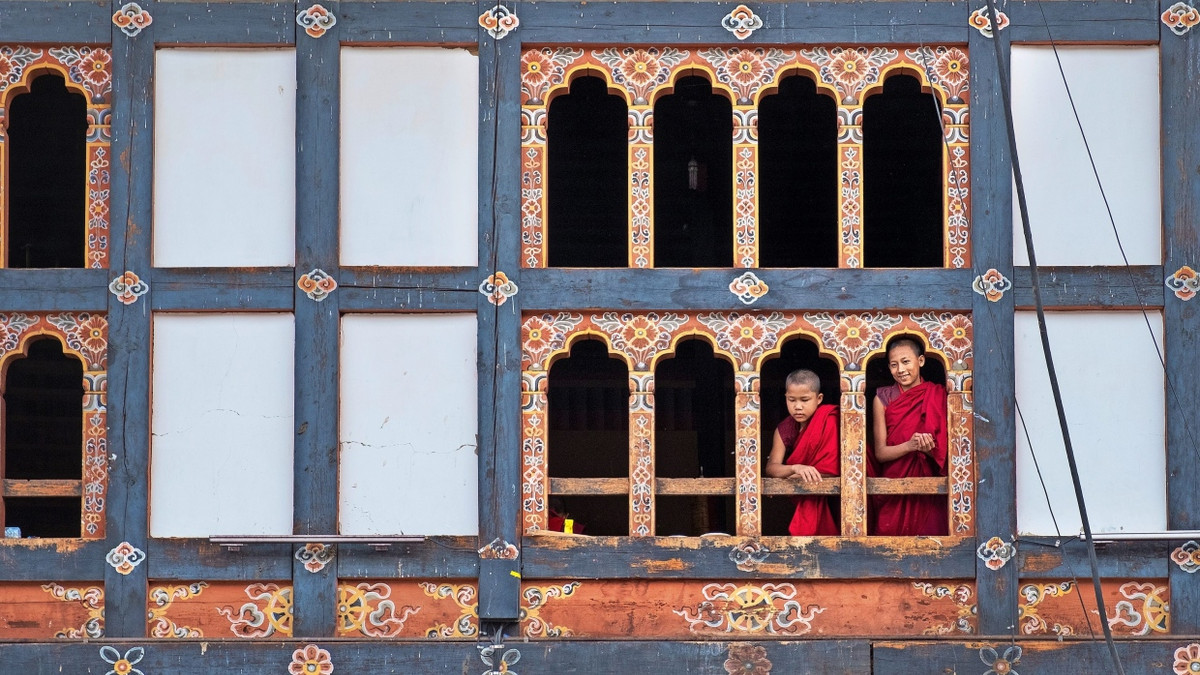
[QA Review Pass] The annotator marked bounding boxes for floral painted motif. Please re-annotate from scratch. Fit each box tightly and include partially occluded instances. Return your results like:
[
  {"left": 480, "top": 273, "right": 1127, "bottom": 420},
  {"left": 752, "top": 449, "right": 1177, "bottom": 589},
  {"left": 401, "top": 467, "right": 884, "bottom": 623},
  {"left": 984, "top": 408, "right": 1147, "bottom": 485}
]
[
  {"left": 109, "top": 271, "right": 149, "bottom": 305},
  {"left": 980, "top": 645, "right": 1021, "bottom": 675},
  {"left": 729, "top": 541, "right": 771, "bottom": 572},
  {"left": 419, "top": 582, "right": 479, "bottom": 638},
  {"left": 913, "top": 582, "right": 975, "bottom": 635},
  {"left": 1174, "top": 644, "right": 1200, "bottom": 675},
  {"left": 1167, "top": 266, "right": 1200, "bottom": 301},
  {"left": 520, "top": 48, "right": 584, "bottom": 104},
  {"left": 480, "top": 645, "right": 521, "bottom": 675},
  {"left": 977, "top": 536, "right": 1015, "bottom": 571},
  {"left": 973, "top": 269, "right": 1012, "bottom": 303},
  {"left": 1108, "top": 581, "right": 1170, "bottom": 636},
  {"left": 675, "top": 583, "right": 823, "bottom": 634},
  {"left": 725, "top": 643, "right": 772, "bottom": 674},
  {"left": 698, "top": 312, "right": 790, "bottom": 371},
  {"left": 105, "top": 542, "right": 145, "bottom": 575},
  {"left": 1162, "top": 2, "right": 1200, "bottom": 35},
  {"left": 296, "top": 543, "right": 335, "bottom": 573},
  {"left": 42, "top": 583, "right": 104, "bottom": 638},
  {"left": 112, "top": 3, "right": 153, "bottom": 37},
  {"left": 630, "top": 144, "right": 653, "bottom": 267},
  {"left": 728, "top": 271, "right": 770, "bottom": 306},
  {"left": 805, "top": 311, "right": 901, "bottom": 370},
  {"left": 147, "top": 583, "right": 207, "bottom": 638},
  {"left": 907, "top": 46, "right": 969, "bottom": 104},
  {"left": 217, "top": 583, "right": 293, "bottom": 638},
  {"left": 0, "top": 46, "right": 42, "bottom": 91},
  {"left": 910, "top": 312, "right": 972, "bottom": 370},
  {"left": 298, "top": 269, "right": 337, "bottom": 302},
  {"left": 480, "top": 271, "right": 519, "bottom": 306},
  {"left": 1173, "top": 540, "right": 1200, "bottom": 573},
  {"left": 290, "top": 644, "right": 333, "bottom": 675},
  {"left": 594, "top": 47, "right": 687, "bottom": 105},
  {"left": 801, "top": 47, "right": 897, "bottom": 104},
  {"left": 337, "top": 583, "right": 419, "bottom": 638},
  {"left": 969, "top": 6, "right": 1010, "bottom": 38},
  {"left": 296, "top": 4, "right": 337, "bottom": 38},
  {"left": 1018, "top": 581, "right": 1075, "bottom": 636},
  {"left": 521, "top": 582, "right": 580, "bottom": 638},
  {"left": 722, "top": 5, "right": 764, "bottom": 41},
  {"left": 592, "top": 311, "right": 687, "bottom": 371},
  {"left": 48, "top": 47, "right": 112, "bottom": 103},
  {"left": 698, "top": 48, "right": 791, "bottom": 105},
  {"left": 521, "top": 312, "right": 585, "bottom": 371},
  {"left": 99, "top": 646, "right": 144, "bottom": 675},
  {"left": 479, "top": 4, "right": 519, "bottom": 40}
]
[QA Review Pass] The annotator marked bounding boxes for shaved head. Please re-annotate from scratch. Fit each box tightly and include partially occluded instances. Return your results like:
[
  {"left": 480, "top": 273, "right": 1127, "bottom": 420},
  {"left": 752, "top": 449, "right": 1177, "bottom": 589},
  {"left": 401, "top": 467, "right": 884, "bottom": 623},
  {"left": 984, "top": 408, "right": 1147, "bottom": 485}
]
[
  {"left": 887, "top": 337, "right": 924, "bottom": 359},
  {"left": 785, "top": 369, "right": 821, "bottom": 393}
]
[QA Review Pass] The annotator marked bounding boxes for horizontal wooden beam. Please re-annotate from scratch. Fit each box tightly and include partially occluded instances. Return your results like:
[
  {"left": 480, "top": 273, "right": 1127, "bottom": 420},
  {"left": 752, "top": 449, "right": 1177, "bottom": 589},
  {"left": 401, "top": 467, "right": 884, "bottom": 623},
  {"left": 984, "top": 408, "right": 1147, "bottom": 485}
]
[
  {"left": 337, "top": 536, "right": 481, "bottom": 579},
  {"left": 152, "top": 2, "right": 296, "bottom": 45},
  {"left": 2, "top": 479, "right": 82, "bottom": 498},
  {"left": 0, "top": 269, "right": 110, "bottom": 311},
  {"left": 1007, "top": 0, "right": 1161, "bottom": 43},
  {"left": 874, "top": 639, "right": 1169, "bottom": 674},
  {"left": 339, "top": 1, "right": 480, "bottom": 43},
  {"left": 866, "top": 477, "right": 947, "bottom": 495},
  {"left": 550, "top": 477, "right": 628, "bottom": 495},
  {"left": 0, "top": 1, "right": 111, "bottom": 43},
  {"left": 150, "top": 268, "right": 295, "bottom": 311},
  {"left": 1015, "top": 536, "right": 1169, "bottom": 579},
  {"left": 0, "top": 539, "right": 109, "bottom": 581},
  {"left": 1012, "top": 265, "right": 1164, "bottom": 310}
]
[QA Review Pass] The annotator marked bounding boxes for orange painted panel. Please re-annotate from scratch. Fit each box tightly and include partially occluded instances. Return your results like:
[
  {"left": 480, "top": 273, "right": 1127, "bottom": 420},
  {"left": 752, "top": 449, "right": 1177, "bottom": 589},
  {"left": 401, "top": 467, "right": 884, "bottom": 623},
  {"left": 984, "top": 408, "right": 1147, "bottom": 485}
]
[
  {"left": 147, "top": 581, "right": 292, "bottom": 639},
  {"left": 1017, "top": 578, "right": 1169, "bottom": 637},
  {"left": 0, "top": 582, "right": 103, "bottom": 638}
]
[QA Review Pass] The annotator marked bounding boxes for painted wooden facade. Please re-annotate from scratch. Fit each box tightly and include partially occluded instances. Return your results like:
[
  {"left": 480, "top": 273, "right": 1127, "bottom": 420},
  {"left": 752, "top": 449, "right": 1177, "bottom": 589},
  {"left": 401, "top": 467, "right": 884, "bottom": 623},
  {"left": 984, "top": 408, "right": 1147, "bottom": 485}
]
[{"left": 0, "top": 0, "right": 1196, "bottom": 673}]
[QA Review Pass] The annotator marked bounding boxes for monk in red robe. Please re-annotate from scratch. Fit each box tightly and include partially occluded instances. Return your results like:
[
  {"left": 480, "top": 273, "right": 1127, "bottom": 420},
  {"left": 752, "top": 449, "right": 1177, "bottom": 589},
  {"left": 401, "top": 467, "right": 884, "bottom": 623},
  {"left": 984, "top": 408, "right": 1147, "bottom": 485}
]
[
  {"left": 766, "top": 369, "right": 840, "bottom": 536},
  {"left": 871, "top": 338, "right": 948, "bottom": 536}
]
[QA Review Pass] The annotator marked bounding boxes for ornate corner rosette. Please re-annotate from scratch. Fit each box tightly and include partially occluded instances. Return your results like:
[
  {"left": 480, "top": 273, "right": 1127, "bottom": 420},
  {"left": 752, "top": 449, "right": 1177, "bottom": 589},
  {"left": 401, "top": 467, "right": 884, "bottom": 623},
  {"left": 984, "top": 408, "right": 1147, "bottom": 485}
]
[
  {"left": 725, "top": 643, "right": 772, "bottom": 674},
  {"left": 969, "top": 6, "right": 1010, "bottom": 38},
  {"left": 1175, "top": 644, "right": 1200, "bottom": 674},
  {"left": 479, "top": 4, "right": 519, "bottom": 40},
  {"left": 106, "top": 541, "right": 146, "bottom": 575},
  {"left": 478, "top": 537, "right": 519, "bottom": 560},
  {"left": 290, "top": 644, "right": 333, "bottom": 675},
  {"left": 1163, "top": 2, "right": 1200, "bottom": 35},
  {"left": 298, "top": 268, "right": 337, "bottom": 302},
  {"left": 1167, "top": 265, "right": 1200, "bottom": 301},
  {"left": 112, "top": 2, "right": 153, "bottom": 37},
  {"left": 728, "top": 540, "right": 771, "bottom": 572},
  {"left": 480, "top": 645, "right": 521, "bottom": 675},
  {"left": 110, "top": 271, "right": 149, "bottom": 305},
  {"left": 977, "top": 536, "right": 1015, "bottom": 571},
  {"left": 296, "top": 543, "right": 335, "bottom": 573},
  {"left": 722, "top": 5, "right": 764, "bottom": 40},
  {"left": 480, "top": 271, "right": 519, "bottom": 306},
  {"left": 980, "top": 645, "right": 1021, "bottom": 675},
  {"left": 100, "top": 646, "right": 145, "bottom": 675},
  {"left": 297, "top": 4, "right": 337, "bottom": 38},
  {"left": 1172, "top": 540, "right": 1200, "bottom": 573},
  {"left": 730, "top": 271, "right": 769, "bottom": 305},
  {"left": 972, "top": 268, "right": 1012, "bottom": 302}
]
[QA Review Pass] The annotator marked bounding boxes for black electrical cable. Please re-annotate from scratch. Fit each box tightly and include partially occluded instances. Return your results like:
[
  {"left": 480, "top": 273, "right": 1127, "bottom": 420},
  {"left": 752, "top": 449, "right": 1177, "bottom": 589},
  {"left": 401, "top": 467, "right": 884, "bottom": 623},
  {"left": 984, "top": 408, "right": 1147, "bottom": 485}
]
[{"left": 981, "top": 0, "right": 1125, "bottom": 670}]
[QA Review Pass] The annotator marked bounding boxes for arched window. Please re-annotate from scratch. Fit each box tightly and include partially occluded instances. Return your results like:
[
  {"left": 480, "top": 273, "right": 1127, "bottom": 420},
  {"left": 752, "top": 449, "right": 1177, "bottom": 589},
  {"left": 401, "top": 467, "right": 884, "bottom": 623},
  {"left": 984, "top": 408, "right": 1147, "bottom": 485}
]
[
  {"left": 758, "top": 75, "right": 839, "bottom": 268},
  {"left": 862, "top": 74, "right": 943, "bottom": 268},
  {"left": 654, "top": 339, "right": 735, "bottom": 535},
  {"left": 2, "top": 337, "right": 84, "bottom": 538},
  {"left": 546, "top": 75, "right": 628, "bottom": 267},
  {"left": 653, "top": 76, "right": 733, "bottom": 268},
  {"left": 759, "top": 337, "right": 841, "bottom": 535},
  {"left": 547, "top": 339, "right": 629, "bottom": 535},
  {"left": 7, "top": 73, "right": 88, "bottom": 268}
]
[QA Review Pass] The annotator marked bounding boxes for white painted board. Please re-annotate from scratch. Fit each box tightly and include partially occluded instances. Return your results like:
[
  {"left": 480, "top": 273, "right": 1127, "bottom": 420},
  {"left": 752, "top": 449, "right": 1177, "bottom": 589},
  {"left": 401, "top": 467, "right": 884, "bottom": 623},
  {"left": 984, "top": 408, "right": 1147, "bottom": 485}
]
[
  {"left": 340, "top": 47, "right": 479, "bottom": 267},
  {"left": 1015, "top": 311, "right": 1165, "bottom": 535},
  {"left": 150, "top": 313, "right": 295, "bottom": 537},
  {"left": 154, "top": 49, "right": 296, "bottom": 267},
  {"left": 1010, "top": 46, "right": 1161, "bottom": 265},
  {"left": 339, "top": 314, "right": 479, "bottom": 535}
]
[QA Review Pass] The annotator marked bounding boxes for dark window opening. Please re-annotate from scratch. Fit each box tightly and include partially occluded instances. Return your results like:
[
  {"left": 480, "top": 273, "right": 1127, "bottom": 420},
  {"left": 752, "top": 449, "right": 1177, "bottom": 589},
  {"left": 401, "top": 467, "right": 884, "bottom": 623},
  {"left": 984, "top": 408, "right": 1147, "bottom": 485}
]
[
  {"left": 7, "top": 73, "right": 88, "bottom": 268},
  {"left": 759, "top": 75, "right": 839, "bottom": 268},
  {"left": 654, "top": 339, "right": 735, "bottom": 535},
  {"left": 3, "top": 338, "right": 84, "bottom": 538},
  {"left": 547, "top": 339, "right": 629, "bottom": 536},
  {"left": 862, "top": 74, "right": 943, "bottom": 268},
  {"left": 547, "top": 76, "right": 629, "bottom": 267},
  {"left": 759, "top": 337, "right": 841, "bottom": 536},
  {"left": 653, "top": 76, "right": 733, "bottom": 268}
]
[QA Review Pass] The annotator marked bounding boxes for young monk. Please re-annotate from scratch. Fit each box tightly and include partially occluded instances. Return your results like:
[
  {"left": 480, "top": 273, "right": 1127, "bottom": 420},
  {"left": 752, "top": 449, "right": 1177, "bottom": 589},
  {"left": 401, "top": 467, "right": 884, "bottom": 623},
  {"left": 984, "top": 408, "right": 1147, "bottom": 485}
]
[
  {"left": 765, "top": 369, "right": 840, "bottom": 536},
  {"left": 872, "top": 337, "right": 948, "bottom": 536}
]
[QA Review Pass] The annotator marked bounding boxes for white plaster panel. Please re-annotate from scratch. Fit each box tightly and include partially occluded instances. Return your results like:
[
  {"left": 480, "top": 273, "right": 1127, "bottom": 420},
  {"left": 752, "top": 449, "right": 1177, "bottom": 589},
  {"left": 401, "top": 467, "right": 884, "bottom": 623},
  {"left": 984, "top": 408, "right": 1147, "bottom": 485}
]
[
  {"left": 1010, "top": 46, "right": 1161, "bottom": 265},
  {"left": 150, "top": 313, "right": 295, "bottom": 537},
  {"left": 1015, "top": 311, "right": 1165, "bottom": 535},
  {"left": 340, "top": 47, "right": 479, "bottom": 267},
  {"left": 153, "top": 49, "right": 296, "bottom": 267},
  {"left": 339, "top": 314, "right": 479, "bottom": 535}
]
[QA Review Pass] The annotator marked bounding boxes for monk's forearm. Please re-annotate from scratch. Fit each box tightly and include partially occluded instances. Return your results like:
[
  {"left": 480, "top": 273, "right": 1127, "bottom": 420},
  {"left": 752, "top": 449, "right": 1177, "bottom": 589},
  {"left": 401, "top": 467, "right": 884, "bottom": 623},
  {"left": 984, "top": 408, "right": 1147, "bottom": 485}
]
[
  {"left": 874, "top": 443, "right": 913, "bottom": 463},
  {"left": 764, "top": 462, "right": 797, "bottom": 478}
]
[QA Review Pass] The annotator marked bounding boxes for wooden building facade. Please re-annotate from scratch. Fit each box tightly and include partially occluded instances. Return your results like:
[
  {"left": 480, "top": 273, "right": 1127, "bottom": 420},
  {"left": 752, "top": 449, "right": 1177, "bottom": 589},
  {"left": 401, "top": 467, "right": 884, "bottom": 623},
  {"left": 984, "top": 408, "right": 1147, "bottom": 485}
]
[{"left": 0, "top": 0, "right": 1197, "bottom": 672}]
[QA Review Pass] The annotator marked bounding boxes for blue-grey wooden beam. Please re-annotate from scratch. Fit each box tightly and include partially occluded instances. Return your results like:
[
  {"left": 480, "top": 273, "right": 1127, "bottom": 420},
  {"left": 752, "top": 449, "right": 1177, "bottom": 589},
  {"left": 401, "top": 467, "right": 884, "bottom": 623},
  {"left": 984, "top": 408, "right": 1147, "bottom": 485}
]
[
  {"left": 516, "top": 2, "right": 968, "bottom": 45},
  {"left": 0, "top": 1, "right": 111, "bottom": 43},
  {"left": 1016, "top": 537, "right": 1168, "bottom": 579},
  {"left": 338, "top": 1, "right": 478, "bottom": 43},
  {"left": 1008, "top": 0, "right": 1162, "bottom": 43},
  {"left": 337, "top": 537, "right": 480, "bottom": 578},
  {"left": 475, "top": 22, "right": 522, "bottom": 623},
  {"left": 0, "top": 269, "right": 109, "bottom": 310},
  {"left": 968, "top": 21, "right": 1018, "bottom": 636},
  {"left": 519, "top": 268, "right": 976, "bottom": 311},
  {"left": 522, "top": 536, "right": 978, "bottom": 579},
  {"left": 146, "top": 540, "right": 294, "bottom": 580},
  {"left": 292, "top": 0, "right": 340, "bottom": 638},
  {"left": 103, "top": 0, "right": 155, "bottom": 638},
  {"left": 151, "top": 2, "right": 296, "bottom": 44},
  {"left": 1012, "top": 266, "right": 1165, "bottom": 309},
  {"left": 1162, "top": 0, "right": 1200, "bottom": 634},
  {"left": 874, "top": 640, "right": 1158, "bottom": 674},
  {"left": 337, "top": 267, "right": 481, "bottom": 311},
  {"left": 0, "top": 540, "right": 110, "bottom": 581},
  {"left": 149, "top": 267, "right": 295, "bottom": 310}
]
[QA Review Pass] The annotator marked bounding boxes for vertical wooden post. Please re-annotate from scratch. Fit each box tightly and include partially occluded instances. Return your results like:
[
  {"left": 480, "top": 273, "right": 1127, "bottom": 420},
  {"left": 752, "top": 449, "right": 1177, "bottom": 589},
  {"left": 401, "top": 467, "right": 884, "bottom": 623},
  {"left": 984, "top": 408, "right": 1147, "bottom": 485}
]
[
  {"left": 629, "top": 106, "right": 653, "bottom": 268},
  {"left": 836, "top": 105, "right": 864, "bottom": 268},
  {"left": 519, "top": 108, "right": 547, "bottom": 268},
  {"left": 734, "top": 372, "right": 761, "bottom": 536},
  {"left": 733, "top": 107, "right": 758, "bottom": 268},
  {"left": 520, "top": 371, "right": 549, "bottom": 533},
  {"left": 629, "top": 371, "right": 655, "bottom": 536},
  {"left": 839, "top": 372, "right": 867, "bottom": 536}
]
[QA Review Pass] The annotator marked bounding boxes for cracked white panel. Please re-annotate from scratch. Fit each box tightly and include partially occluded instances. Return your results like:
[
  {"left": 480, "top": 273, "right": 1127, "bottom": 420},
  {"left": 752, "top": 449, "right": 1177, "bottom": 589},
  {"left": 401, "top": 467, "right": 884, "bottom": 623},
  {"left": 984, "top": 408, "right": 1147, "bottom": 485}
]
[
  {"left": 1015, "top": 311, "right": 1165, "bottom": 535},
  {"left": 1011, "top": 46, "right": 1161, "bottom": 265},
  {"left": 339, "top": 47, "right": 479, "bottom": 267},
  {"left": 153, "top": 49, "right": 297, "bottom": 267},
  {"left": 150, "top": 313, "right": 295, "bottom": 537},
  {"left": 339, "top": 314, "right": 478, "bottom": 535}
]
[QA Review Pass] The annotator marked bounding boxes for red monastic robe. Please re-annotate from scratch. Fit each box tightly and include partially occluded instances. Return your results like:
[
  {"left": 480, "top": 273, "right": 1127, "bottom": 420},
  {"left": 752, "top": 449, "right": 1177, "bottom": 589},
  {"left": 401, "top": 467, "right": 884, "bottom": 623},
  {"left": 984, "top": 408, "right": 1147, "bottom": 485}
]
[
  {"left": 874, "top": 380, "right": 948, "bottom": 536},
  {"left": 777, "top": 404, "right": 840, "bottom": 536}
]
